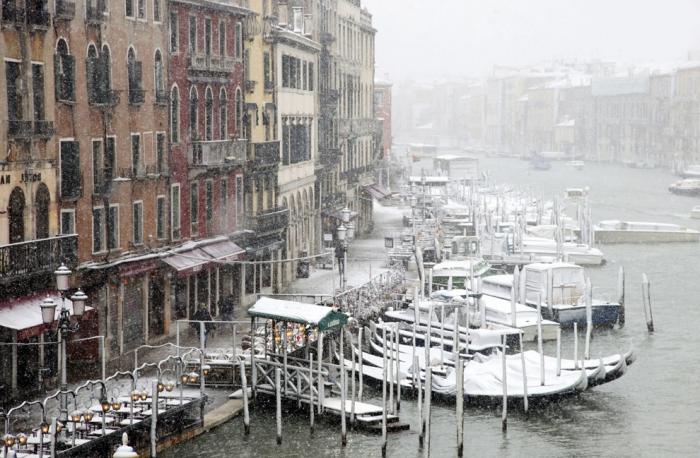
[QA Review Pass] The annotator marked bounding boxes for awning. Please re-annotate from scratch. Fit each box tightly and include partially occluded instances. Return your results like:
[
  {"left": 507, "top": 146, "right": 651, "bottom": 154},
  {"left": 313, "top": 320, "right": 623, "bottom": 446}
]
[
  {"left": 200, "top": 240, "right": 245, "bottom": 261},
  {"left": 364, "top": 184, "right": 391, "bottom": 200},
  {"left": 162, "top": 248, "right": 211, "bottom": 276},
  {"left": 248, "top": 297, "right": 348, "bottom": 332},
  {"left": 0, "top": 292, "right": 95, "bottom": 340}
]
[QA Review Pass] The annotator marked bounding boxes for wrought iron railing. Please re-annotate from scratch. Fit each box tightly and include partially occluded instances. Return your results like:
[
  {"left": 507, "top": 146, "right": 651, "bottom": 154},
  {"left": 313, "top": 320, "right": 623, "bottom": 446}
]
[
  {"left": 7, "top": 120, "right": 33, "bottom": 139},
  {"left": 246, "top": 206, "right": 289, "bottom": 235},
  {"left": 0, "top": 235, "right": 78, "bottom": 283},
  {"left": 189, "top": 139, "right": 246, "bottom": 167},
  {"left": 33, "top": 120, "right": 54, "bottom": 138}
]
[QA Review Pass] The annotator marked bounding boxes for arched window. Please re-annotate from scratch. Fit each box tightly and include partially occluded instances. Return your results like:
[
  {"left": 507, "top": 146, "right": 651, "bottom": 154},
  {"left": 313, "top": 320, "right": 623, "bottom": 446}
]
[
  {"left": 86, "top": 44, "right": 98, "bottom": 103},
  {"left": 219, "top": 88, "right": 227, "bottom": 139},
  {"left": 35, "top": 183, "right": 50, "bottom": 239},
  {"left": 55, "top": 38, "right": 75, "bottom": 102},
  {"left": 235, "top": 87, "right": 243, "bottom": 139},
  {"left": 189, "top": 86, "right": 199, "bottom": 140},
  {"left": 8, "top": 187, "right": 25, "bottom": 244},
  {"left": 101, "top": 44, "right": 111, "bottom": 90},
  {"left": 170, "top": 86, "right": 180, "bottom": 143},
  {"left": 127, "top": 47, "right": 144, "bottom": 105},
  {"left": 154, "top": 50, "right": 163, "bottom": 97},
  {"left": 204, "top": 86, "right": 213, "bottom": 141}
]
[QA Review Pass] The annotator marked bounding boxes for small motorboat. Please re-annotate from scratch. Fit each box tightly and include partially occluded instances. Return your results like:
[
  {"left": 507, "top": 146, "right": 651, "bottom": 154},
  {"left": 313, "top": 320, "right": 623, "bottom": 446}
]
[
  {"left": 669, "top": 178, "right": 700, "bottom": 196},
  {"left": 593, "top": 220, "right": 700, "bottom": 243}
]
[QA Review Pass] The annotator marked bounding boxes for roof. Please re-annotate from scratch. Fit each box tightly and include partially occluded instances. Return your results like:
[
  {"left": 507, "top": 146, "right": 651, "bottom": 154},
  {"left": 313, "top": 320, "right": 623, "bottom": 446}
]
[
  {"left": 0, "top": 291, "right": 95, "bottom": 338},
  {"left": 409, "top": 176, "right": 449, "bottom": 183},
  {"left": 248, "top": 297, "right": 348, "bottom": 332},
  {"left": 162, "top": 238, "right": 244, "bottom": 276},
  {"left": 524, "top": 262, "right": 580, "bottom": 271}
]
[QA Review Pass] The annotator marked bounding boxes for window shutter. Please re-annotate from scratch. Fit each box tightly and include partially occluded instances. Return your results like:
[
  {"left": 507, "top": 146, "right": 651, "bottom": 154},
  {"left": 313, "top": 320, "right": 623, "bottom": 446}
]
[
  {"left": 64, "top": 55, "right": 76, "bottom": 101},
  {"left": 96, "top": 55, "right": 109, "bottom": 100},
  {"left": 86, "top": 57, "right": 97, "bottom": 103},
  {"left": 134, "top": 61, "right": 143, "bottom": 89},
  {"left": 54, "top": 54, "right": 62, "bottom": 101}
]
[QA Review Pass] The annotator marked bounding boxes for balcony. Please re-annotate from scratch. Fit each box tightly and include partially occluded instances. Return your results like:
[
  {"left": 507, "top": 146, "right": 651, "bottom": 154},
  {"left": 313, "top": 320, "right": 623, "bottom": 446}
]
[
  {"left": 187, "top": 55, "right": 235, "bottom": 75},
  {"left": 128, "top": 88, "right": 145, "bottom": 105},
  {"left": 27, "top": 9, "right": 50, "bottom": 29},
  {"left": 339, "top": 118, "right": 383, "bottom": 139},
  {"left": 322, "top": 191, "right": 345, "bottom": 209},
  {"left": 245, "top": 79, "right": 256, "bottom": 93},
  {"left": 188, "top": 139, "right": 246, "bottom": 168},
  {"left": 1, "top": 5, "right": 25, "bottom": 26},
  {"left": 252, "top": 141, "right": 280, "bottom": 170},
  {"left": 33, "top": 120, "right": 54, "bottom": 138},
  {"left": 154, "top": 89, "right": 168, "bottom": 106},
  {"left": 89, "top": 89, "right": 119, "bottom": 107},
  {"left": 247, "top": 206, "right": 289, "bottom": 236},
  {"left": 7, "top": 120, "right": 33, "bottom": 139},
  {"left": 54, "top": 0, "right": 75, "bottom": 20},
  {"left": 0, "top": 235, "right": 78, "bottom": 284}
]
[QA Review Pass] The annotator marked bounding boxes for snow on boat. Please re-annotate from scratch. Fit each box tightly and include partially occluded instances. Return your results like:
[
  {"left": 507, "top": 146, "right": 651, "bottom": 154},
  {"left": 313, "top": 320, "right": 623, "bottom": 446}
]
[
  {"left": 521, "top": 236, "right": 604, "bottom": 266},
  {"left": 669, "top": 178, "right": 700, "bottom": 196},
  {"left": 481, "top": 263, "right": 620, "bottom": 327},
  {"left": 593, "top": 220, "right": 700, "bottom": 243}
]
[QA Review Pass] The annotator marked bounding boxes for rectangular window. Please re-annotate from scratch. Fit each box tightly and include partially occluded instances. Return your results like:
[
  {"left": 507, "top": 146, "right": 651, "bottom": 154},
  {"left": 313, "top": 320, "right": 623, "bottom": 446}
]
[
  {"left": 32, "top": 64, "right": 45, "bottom": 120},
  {"left": 170, "top": 12, "right": 178, "bottom": 52},
  {"left": 189, "top": 16, "right": 197, "bottom": 54},
  {"left": 60, "top": 210, "right": 75, "bottom": 235},
  {"left": 153, "top": 0, "right": 160, "bottom": 21},
  {"left": 137, "top": 0, "right": 144, "bottom": 18},
  {"left": 220, "top": 178, "right": 228, "bottom": 231},
  {"left": 92, "top": 139, "right": 103, "bottom": 192},
  {"left": 282, "top": 55, "right": 289, "bottom": 88},
  {"left": 6, "top": 61, "right": 22, "bottom": 120},
  {"left": 125, "top": 0, "right": 133, "bottom": 17},
  {"left": 308, "top": 62, "right": 314, "bottom": 91},
  {"left": 108, "top": 204, "right": 119, "bottom": 250},
  {"left": 204, "top": 18, "right": 212, "bottom": 57},
  {"left": 132, "top": 201, "right": 143, "bottom": 245},
  {"left": 219, "top": 21, "right": 226, "bottom": 56},
  {"left": 205, "top": 180, "right": 213, "bottom": 234},
  {"left": 105, "top": 136, "right": 115, "bottom": 182},
  {"left": 171, "top": 184, "right": 181, "bottom": 239},
  {"left": 131, "top": 134, "right": 141, "bottom": 176},
  {"left": 190, "top": 182, "right": 199, "bottom": 235},
  {"left": 302, "top": 61, "right": 307, "bottom": 91},
  {"left": 156, "top": 132, "right": 166, "bottom": 174},
  {"left": 235, "top": 176, "right": 243, "bottom": 227},
  {"left": 60, "top": 140, "right": 81, "bottom": 200},
  {"left": 156, "top": 195, "right": 166, "bottom": 239},
  {"left": 92, "top": 207, "right": 105, "bottom": 253},
  {"left": 264, "top": 52, "right": 271, "bottom": 88},
  {"left": 235, "top": 22, "right": 242, "bottom": 58}
]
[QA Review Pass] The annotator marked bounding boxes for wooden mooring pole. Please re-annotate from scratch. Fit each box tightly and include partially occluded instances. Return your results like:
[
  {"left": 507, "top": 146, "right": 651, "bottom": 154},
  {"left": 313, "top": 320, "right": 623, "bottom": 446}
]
[
  {"left": 501, "top": 335, "right": 508, "bottom": 433},
  {"left": 642, "top": 273, "right": 655, "bottom": 333},
  {"left": 456, "top": 353, "right": 464, "bottom": 457},
  {"left": 240, "top": 361, "right": 250, "bottom": 435},
  {"left": 382, "top": 326, "right": 388, "bottom": 457},
  {"left": 275, "top": 368, "right": 282, "bottom": 445}
]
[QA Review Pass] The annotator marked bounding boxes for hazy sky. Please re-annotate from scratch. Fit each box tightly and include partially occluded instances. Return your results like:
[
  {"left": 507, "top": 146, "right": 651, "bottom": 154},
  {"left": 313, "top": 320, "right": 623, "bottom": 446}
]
[{"left": 363, "top": 0, "right": 700, "bottom": 82}]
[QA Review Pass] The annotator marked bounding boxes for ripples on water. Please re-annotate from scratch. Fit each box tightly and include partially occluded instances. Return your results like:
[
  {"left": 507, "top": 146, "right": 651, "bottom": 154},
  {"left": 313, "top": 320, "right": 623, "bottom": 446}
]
[{"left": 164, "top": 159, "right": 700, "bottom": 457}]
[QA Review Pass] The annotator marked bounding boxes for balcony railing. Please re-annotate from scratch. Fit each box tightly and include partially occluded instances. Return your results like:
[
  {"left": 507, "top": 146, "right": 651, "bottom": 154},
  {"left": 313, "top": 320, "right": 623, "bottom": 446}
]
[
  {"left": 129, "top": 88, "right": 145, "bottom": 105},
  {"left": 247, "top": 206, "right": 289, "bottom": 236},
  {"left": 187, "top": 55, "right": 236, "bottom": 74},
  {"left": 27, "top": 8, "right": 50, "bottom": 28},
  {"left": 1, "top": 5, "right": 25, "bottom": 26},
  {"left": 188, "top": 139, "right": 246, "bottom": 168},
  {"left": 154, "top": 89, "right": 168, "bottom": 105},
  {"left": 33, "top": 120, "right": 54, "bottom": 138},
  {"left": 252, "top": 141, "right": 280, "bottom": 169},
  {"left": 0, "top": 235, "right": 78, "bottom": 284},
  {"left": 89, "top": 89, "right": 119, "bottom": 107},
  {"left": 54, "top": 0, "right": 75, "bottom": 20},
  {"left": 339, "top": 118, "right": 383, "bottom": 138},
  {"left": 7, "top": 120, "right": 33, "bottom": 139}
]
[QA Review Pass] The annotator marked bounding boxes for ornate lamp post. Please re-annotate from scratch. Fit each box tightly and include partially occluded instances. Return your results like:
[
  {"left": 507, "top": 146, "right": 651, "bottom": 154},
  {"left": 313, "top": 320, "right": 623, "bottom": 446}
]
[{"left": 39, "top": 263, "right": 89, "bottom": 423}]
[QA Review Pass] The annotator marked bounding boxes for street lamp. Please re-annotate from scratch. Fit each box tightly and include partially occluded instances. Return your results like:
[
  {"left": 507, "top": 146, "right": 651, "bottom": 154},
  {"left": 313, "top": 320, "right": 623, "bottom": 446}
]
[
  {"left": 39, "top": 263, "right": 89, "bottom": 423},
  {"left": 341, "top": 207, "right": 351, "bottom": 224}
]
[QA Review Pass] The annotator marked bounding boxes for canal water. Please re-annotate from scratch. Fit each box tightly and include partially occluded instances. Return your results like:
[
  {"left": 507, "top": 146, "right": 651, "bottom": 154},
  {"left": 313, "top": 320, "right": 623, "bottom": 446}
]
[{"left": 163, "top": 159, "right": 700, "bottom": 457}]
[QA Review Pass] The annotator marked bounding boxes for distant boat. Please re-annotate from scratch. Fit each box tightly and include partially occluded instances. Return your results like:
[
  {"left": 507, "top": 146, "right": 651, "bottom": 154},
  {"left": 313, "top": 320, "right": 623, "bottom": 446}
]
[
  {"left": 691, "top": 206, "right": 700, "bottom": 219},
  {"left": 669, "top": 179, "right": 700, "bottom": 196},
  {"left": 569, "top": 160, "right": 584, "bottom": 170},
  {"left": 594, "top": 220, "right": 700, "bottom": 243},
  {"left": 531, "top": 158, "right": 551, "bottom": 170}
]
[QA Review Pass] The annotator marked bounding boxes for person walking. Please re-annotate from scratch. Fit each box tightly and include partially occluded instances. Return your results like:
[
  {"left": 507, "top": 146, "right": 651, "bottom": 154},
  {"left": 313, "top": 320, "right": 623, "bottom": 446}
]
[{"left": 192, "top": 305, "right": 213, "bottom": 347}]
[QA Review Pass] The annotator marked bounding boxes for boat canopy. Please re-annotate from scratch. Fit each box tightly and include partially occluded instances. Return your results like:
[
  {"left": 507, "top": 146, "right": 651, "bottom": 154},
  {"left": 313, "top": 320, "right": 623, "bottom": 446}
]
[{"left": 248, "top": 297, "right": 348, "bottom": 331}]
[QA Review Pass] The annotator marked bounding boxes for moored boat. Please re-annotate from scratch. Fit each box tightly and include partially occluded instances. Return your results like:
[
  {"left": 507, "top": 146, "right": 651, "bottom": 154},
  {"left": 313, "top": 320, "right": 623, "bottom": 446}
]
[
  {"left": 669, "top": 178, "right": 700, "bottom": 196},
  {"left": 593, "top": 220, "right": 700, "bottom": 243}
]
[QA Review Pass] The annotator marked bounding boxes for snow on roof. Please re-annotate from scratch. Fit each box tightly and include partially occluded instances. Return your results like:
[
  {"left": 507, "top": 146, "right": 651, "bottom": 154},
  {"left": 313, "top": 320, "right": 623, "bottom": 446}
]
[
  {"left": 409, "top": 176, "right": 450, "bottom": 183},
  {"left": 0, "top": 292, "right": 94, "bottom": 331},
  {"left": 557, "top": 119, "right": 576, "bottom": 127},
  {"left": 248, "top": 297, "right": 348, "bottom": 331},
  {"left": 592, "top": 75, "right": 650, "bottom": 96}
]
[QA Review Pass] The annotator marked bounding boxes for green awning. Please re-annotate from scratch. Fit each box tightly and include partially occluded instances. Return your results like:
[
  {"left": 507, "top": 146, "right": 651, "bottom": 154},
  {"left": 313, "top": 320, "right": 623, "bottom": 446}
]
[{"left": 248, "top": 297, "right": 348, "bottom": 332}]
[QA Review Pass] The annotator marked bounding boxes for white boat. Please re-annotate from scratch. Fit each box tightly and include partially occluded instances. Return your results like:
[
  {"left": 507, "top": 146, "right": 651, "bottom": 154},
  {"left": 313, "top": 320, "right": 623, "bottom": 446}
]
[
  {"left": 593, "top": 220, "right": 700, "bottom": 243},
  {"left": 521, "top": 236, "right": 605, "bottom": 266},
  {"left": 431, "top": 289, "right": 559, "bottom": 342},
  {"left": 481, "top": 263, "right": 620, "bottom": 327},
  {"left": 692, "top": 206, "right": 700, "bottom": 219},
  {"left": 569, "top": 160, "right": 584, "bottom": 170},
  {"left": 669, "top": 178, "right": 700, "bottom": 196},
  {"left": 680, "top": 164, "right": 700, "bottom": 178},
  {"left": 430, "top": 259, "right": 491, "bottom": 290}
]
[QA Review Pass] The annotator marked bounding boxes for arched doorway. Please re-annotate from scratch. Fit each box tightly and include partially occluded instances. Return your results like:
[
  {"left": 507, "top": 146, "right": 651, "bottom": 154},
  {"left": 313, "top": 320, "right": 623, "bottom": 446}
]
[
  {"left": 35, "top": 183, "right": 50, "bottom": 239},
  {"left": 8, "top": 187, "right": 25, "bottom": 243}
]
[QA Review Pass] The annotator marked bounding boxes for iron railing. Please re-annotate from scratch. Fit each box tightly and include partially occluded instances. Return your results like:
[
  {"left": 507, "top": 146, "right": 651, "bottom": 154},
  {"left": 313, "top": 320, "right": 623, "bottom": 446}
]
[
  {"left": 33, "top": 120, "right": 54, "bottom": 138},
  {"left": 0, "top": 235, "right": 78, "bottom": 283},
  {"left": 246, "top": 206, "right": 289, "bottom": 235},
  {"left": 189, "top": 139, "right": 246, "bottom": 167},
  {"left": 7, "top": 120, "right": 33, "bottom": 139}
]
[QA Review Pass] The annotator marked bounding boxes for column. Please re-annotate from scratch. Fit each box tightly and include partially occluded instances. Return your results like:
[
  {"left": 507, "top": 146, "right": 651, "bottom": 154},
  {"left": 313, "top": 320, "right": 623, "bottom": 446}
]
[
  {"left": 164, "top": 274, "right": 172, "bottom": 336},
  {"left": 11, "top": 331, "right": 17, "bottom": 395},
  {"left": 143, "top": 275, "right": 150, "bottom": 344}
]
